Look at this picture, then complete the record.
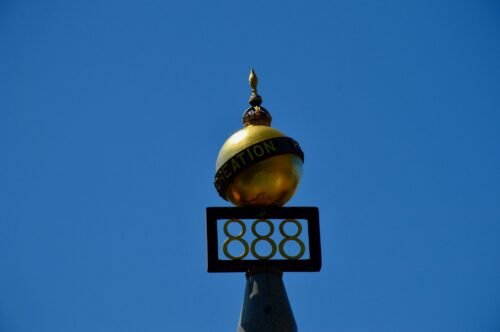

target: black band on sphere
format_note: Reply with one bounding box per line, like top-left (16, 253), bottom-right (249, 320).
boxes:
top-left (214, 137), bottom-right (304, 200)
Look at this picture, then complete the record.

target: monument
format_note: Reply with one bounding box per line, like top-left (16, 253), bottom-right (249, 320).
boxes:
top-left (206, 69), bottom-right (322, 332)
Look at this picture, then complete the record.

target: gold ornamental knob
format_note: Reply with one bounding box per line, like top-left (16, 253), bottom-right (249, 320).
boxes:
top-left (214, 70), bottom-right (304, 207)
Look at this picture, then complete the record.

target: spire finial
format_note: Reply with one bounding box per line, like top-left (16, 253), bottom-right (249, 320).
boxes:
top-left (249, 68), bottom-right (258, 96)
top-left (248, 68), bottom-right (263, 107)
top-left (243, 68), bottom-right (271, 126)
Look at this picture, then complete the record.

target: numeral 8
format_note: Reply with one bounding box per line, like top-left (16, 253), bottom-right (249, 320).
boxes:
top-left (278, 219), bottom-right (305, 259)
top-left (250, 219), bottom-right (277, 260)
top-left (222, 219), bottom-right (249, 260)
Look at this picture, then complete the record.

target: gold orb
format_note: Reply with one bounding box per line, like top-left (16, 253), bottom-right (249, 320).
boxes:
top-left (216, 125), bottom-right (303, 207)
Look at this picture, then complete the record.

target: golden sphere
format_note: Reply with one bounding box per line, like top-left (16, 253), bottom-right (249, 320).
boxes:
top-left (216, 125), bottom-right (303, 207)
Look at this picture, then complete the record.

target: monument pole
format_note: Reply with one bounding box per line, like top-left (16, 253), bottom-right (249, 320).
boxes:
top-left (206, 70), bottom-right (322, 332)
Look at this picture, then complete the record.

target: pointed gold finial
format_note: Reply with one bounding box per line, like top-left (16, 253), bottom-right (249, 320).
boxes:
top-left (243, 68), bottom-right (270, 126)
top-left (249, 68), bottom-right (258, 95)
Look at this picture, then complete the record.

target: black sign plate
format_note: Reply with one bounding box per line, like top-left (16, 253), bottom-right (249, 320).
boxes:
top-left (206, 206), bottom-right (322, 273)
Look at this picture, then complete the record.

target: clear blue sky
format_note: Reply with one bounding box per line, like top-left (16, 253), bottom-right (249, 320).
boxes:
top-left (1, 0), bottom-right (499, 331)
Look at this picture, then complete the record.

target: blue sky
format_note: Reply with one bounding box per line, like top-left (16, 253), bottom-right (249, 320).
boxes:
top-left (1, 0), bottom-right (499, 331)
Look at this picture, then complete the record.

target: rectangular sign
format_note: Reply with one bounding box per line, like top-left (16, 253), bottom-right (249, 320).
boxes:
top-left (206, 207), bottom-right (322, 273)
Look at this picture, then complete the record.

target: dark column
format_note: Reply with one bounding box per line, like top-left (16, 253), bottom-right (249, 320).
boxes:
top-left (237, 271), bottom-right (297, 332)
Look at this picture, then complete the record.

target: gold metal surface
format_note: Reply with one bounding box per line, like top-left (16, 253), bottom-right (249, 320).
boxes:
top-left (216, 125), bottom-right (302, 206)
top-left (224, 154), bottom-right (302, 206)
top-left (216, 125), bottom-right (285, 169)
